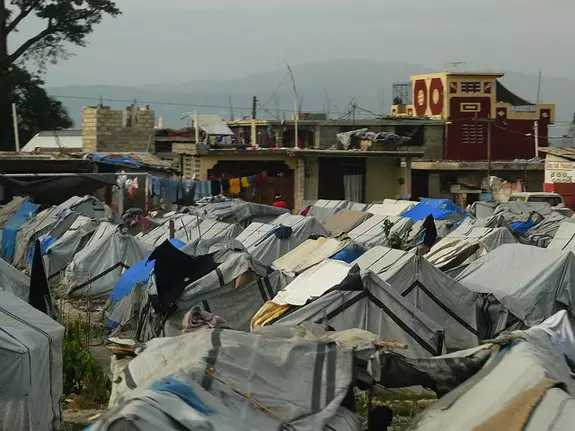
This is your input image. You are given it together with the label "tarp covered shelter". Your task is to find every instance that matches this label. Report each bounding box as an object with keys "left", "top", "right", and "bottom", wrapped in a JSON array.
[
  {"left": 308, "top": 199, "right": 349, "bottom": 223},
  {"left": 456, "top": 244, "right": 575, "bottom": 327},
  {"left": 136, "top": 213, "right": 201, "bottom": 247},
  {"left": 368, "top": 199, "right": 418, "bottom": 216},
  {"left": 273, "top": 237, "right": 347, "bottom": 276},
  {"left": 399, "top": 317, "right": 575, "bottom": 431},
  {"left": 348, "top": 215, "right": 414, "bottom": 248},
  {"left": 97, "top": 327, "right": 378, "bottom": 431},
  {"left": 44, "top": 216, "right": 98, "bottom": 282},
  {"left": 0, "top": 196, "right": 27, "bottom": 237},
  {"left": 0, "top": 289, "right": 64, "bottom": 431},
  {"left": 0, "top": 254, "right": 30, "bottom": 302},
  {"left": 136, "top": 244, "right": 280, "bottom": 341},
  {"left": 353, "top": 246, "right": 481, "bottom": 350},
  {"left": 189, "top": 198, "right": 289, "bottom": 226},
  {"left": 402, "top": 198, "right": 466, "bottom": 223},
  {"left": 425, "top": 226, "right": 517, "bottom": 271},
  {"left": 63, "top": 231, "right": 153, "bottom": 298},
  {"left": 522, "top": 211, "right": 566, "bottom": 247},
  {"left": 322, "top": 209, "right": 373, "bottom": 235},
  {"left": 2, "top": 199, "right": 39, "bottom": 262},
  {"left": 236, "top": 214, "right": 328, "bottom": 266},
  {"left": 547, "top": 220, "right": 575, "bottom": 251},
  {"left": 255, "top": 263, "right": 446, "bottom": 358}
]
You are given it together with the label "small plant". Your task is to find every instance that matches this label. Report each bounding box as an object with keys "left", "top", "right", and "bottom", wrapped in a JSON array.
[
  {"left": 383, "top": 219, "right": 412, "bottom": 250},
  {"left": 63, "top": 321, "right": 110, "bottom": 405}
]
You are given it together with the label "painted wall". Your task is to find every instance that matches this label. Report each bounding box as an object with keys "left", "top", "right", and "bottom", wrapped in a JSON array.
[{"left": 365, "top": 158, "right": 403, "bottom": 202}]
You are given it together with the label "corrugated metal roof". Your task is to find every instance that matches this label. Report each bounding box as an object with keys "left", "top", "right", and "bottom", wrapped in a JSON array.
[
  {"left": 196, "top": 114, "right": 234, "bottom": 136},
  {"left": 539, "top": 147, "right": 575, "bottom": 161},
  {"left": 21, "top": 130, "right": 83, "bottom": 152}
]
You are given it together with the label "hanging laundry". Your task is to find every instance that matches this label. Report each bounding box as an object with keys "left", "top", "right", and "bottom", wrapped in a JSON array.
[
  {"left": 194, "top": 181, "right": 212, "bottom": 200},
  {"left": 159, "top": 178, "right": 179, "bottom": 203},
  {"left": 241, "top": 177, "right": 250, "bottom": 188},
  {"left": 130, "top": 177, "right": 138, "bottom": 200},
  {"left": 221, "top": 178, "right": 230, "bottom": 193},
  {"left": 256, "top": 173, "right": 264, "bottom": 185},
  {"left": 247, "top": 175, "right": 257, "bottom": 185},
  {"left": 149, "top": 176, "right": 161, "bottom": 196},
  {"left": 229, "top": 178, "right": 241, "bottom": 194},
  {"left": 211, "top": 180, "right": 222, "bottom": 195}
]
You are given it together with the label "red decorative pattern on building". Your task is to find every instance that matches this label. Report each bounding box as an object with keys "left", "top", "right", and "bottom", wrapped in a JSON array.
[
  {"left": 429, "top": 78, "right": 444, "bottom": 116},
  {"left": 413, "top": 79, "right": 428, "bottom": 116}
]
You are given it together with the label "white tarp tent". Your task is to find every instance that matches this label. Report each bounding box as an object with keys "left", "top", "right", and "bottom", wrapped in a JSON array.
[
  {"left": 322, "top": 209, "right": 372, "bottom": 235},
  {"left": 456, "top": 244, "right": 575, "bottom": 327},
  {"left": 353, "top": 246, "right": 481, "bottom": 350},
  {"left": 348, "top": 215, "right": 414, "bottom": 248},
  {"left": 368, "top": 199, "right": 418, "bottom": 216},
  {"left": 548, "top": 220, "right": 575, "bottom": 251},
  {"left": 63, "top": 232, "right": 153, "bottom": 298},
  {"left": 0, "top": 255, "right": 30, "bottom": 301},
  {"left": 0, "top": 290, "right": 64, "bottom": 431},
  {"left": 136, "top": 213, "right": 201, "bottom": 247},
  {"left": 273, "top": 237, "right": 347, "bottom": 276},
  {"left": 236, "top": 214, "right": 328, "bottom": 266},
  {"left": 308, "top": 200, "right": 349, "bottom": 222},
  {"left": 189, "top": 198, "right": 289, "bottom": 226}
]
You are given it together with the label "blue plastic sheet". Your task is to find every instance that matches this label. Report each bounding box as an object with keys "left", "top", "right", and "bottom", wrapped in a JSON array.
[
  {"left": 331, "top": 244, "right": 366, "bottom": 263},
  {"left": 151, "top": 376, "right": 213, "bottom": 414},
  {"left": 2, "top": 200, "right": 39, "bottom": 262},
  {"left": 88, "top": 154, "right": 146, "bottom": 168},
  {"left": 419, "top": 198, "right": 465, "bottom": 214},
  {"left": 106, "top": 238, "right": 186, "bottom": 328},
  {"left": 511, "top": 219, "right": 535, "bottom": 233},
  {"left": 403, "top": 199, "right": 465, "bottom": 222},
  {"left": 26, "top": 236, "right": 58, "bottom": 267}
]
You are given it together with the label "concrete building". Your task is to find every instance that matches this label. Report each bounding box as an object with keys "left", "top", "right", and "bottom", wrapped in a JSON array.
[
  {"left": 541, "top": 147, "right": 575, "bottom": 208},
  {"left": 390, "top": 71, "right": 556, "bottom": 202}
]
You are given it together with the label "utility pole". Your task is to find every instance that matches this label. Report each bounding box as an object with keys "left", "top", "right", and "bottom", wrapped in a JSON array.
[
  {"left": 12, "top": 103, "right": 20, "bottom": 152},
  {"left": 536, "top": 71, "right": 542, "bottom": 104},
  {"left": 534, "top": 121, "right": 539, "bottom": 158},
  {"left": 194, "top": 111, "right": 200, "bottom": 145},
  {"left": 487, "top": 117, "right": 492, "bottom": 192},
  {"left": 251, "top": 96, "right": 257, "bottom": 147},
  {"left": 228, "top": 96, "right": 235, "bottom": 121},
  {"left": 285, "top": 61, "right": 299, "bottom": 148}
]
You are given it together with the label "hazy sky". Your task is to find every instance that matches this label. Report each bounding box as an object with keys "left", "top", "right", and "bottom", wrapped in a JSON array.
[{"left": 12, "top": 0, "right": 575, "bottom": 86}]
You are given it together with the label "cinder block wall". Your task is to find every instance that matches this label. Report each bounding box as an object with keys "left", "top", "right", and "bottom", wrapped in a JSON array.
[{"left": 82, "top": 105, "right": 155, "bottom": 153}]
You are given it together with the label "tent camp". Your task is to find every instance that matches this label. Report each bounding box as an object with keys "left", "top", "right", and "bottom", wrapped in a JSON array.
[
  {"left": 97, "top": 326, "right": 381, "bottom": 431},
  {"left": 189, "top": 198, "right": 289, "bottom": 226},
  {"left": 272, "top": 237, "right": 347, "bottom": 276},
  {"left": 253, "top": 261, "right": 446, "bottom": 358},
  {"left": 0, "top": 196, "right": 27, "bottom": 236},
  {"left": 44, "top": 216, "right": 98, "bottom": 282},
  {"left": 425, "top": 226, "right": 517, "bottom": 271},
  {"left": 308, "top": 199, "right": 349, "bottom": 222},
  {"left": 135, "top": 243, "right": 282, "bottom": 341},
  {"left": 1, "top": 199, "right": 39, "bottom": 262},
  {"left": 136, "top": 213, "right": 201, "bottom": 247},
  {"left": 387, "top": 314, "right": 575, "bottom": 431},
  {"left": 0, "top": 289, "right": 64, "bottom": 431},
  {"left": 322, "top": 209, "right": 372, "bottom": 235},
  {"left": 367, "top": 199, "right": 417, "bottom": 216},
  {"left": 456, "top": 244, "right": 575, "bottom": 327},
  {"left": 352, "top": 246, "right": 481, "bottom": 350},
  {"left": 62, "top": 231, "right": 153, "bottom": 298},
  {"left": 0, "top": 254, "right": 30, "bottom": 301},
  {"left": 348, "top": 215, "right": 414, "bottom": 248},
  {"left": 402, "top": 198, "right": 466, "bottom": 223},
  {"left": 235, "top": 214, "right": 328, "bottom": 266}
]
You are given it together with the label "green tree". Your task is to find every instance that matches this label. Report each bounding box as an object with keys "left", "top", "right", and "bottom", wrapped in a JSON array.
[{"left": 0, "top": 0, "right": 121, "bottom": 150}]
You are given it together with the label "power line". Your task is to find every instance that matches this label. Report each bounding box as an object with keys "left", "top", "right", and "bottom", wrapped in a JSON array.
[{"left": 259, "top": 72, "right": 289, "bottom": 109}]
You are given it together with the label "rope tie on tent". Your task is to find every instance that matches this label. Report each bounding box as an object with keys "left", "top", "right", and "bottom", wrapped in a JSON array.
[{"left": 205, "top": 368, "right": 290, "bottom": 426}]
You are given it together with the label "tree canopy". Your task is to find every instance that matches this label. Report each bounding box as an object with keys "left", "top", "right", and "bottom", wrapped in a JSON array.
[{"left": 0, "top": 0, "right": 120, "bottom": 150}]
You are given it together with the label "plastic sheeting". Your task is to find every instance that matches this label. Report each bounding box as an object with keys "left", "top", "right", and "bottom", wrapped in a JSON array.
[
  {"left": 456, "top": 244, "right": 575, "bottom": 327},
  {"left": 2, "top": 199, "right": 38, "bottom": 262},
  {"left": 96, "top": 328, "right": 368, "bottom": 431},
  {"left": 403, "top": 199, "right": 466, "bottom": 223},
  {"left": 348, "top": 215, "right": 414, "bottom": 248},
  {"left": 0, "top": 255, "right": 30, "bottom": 301},
  {"left": 308, "top": 200, "right": 349, "bottom": 223},
  {"left": 63, "top": 232, "right": 153, "bottom": 298},
  {"left": 270, "top": 269, "right": 446, "bottom": 358},
  {"left": 546, "top": 220, "right": 575, "bottom": 251},
  {"left": 0, "top": 290, "right": 64, "bottom": 431},
  {"left": 236, "top": 214, "right": 328, "bottom": 266},
  {"left": 368, "top": 199, "right": 418, "bottom": 217},
  {"left": 189, "top": 198, "right": 289, "bottom": 226},
  {"left": 322, "top": 209, "right": 373, "bottom": 235},
  {"left": 353, "top": 246, "right": 481, "bottom": 350},
  {"left": 272, "top": 237, "right": 347, "bottom": 276}
]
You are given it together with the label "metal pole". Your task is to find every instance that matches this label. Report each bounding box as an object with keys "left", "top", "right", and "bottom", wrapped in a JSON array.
[
  {"left": 12, "top": 103, "right": 20, "bottom": 152},
  {"left": 285, "top": 61, "right": 299, "bottom": 148},
  {"left": 169, "top": 220, "right": 175, "bottom": 239},
  {"left": 144, "top": 174, "right": 150, "bottom": 212},
  {"left": 194, "top": 111, "right": 200, "bottom": 145},
  {"left": 251, "top": 96, "right": 257, "bottom": 147},
  {"left": 534, "top": 121, "right": 539, "bottom": 158},
  {"left": 487, "top": 117, "right": 492, "bottom": 192},
  {"left": 536, "top": 71, "right": 542, "bottom": 104}
]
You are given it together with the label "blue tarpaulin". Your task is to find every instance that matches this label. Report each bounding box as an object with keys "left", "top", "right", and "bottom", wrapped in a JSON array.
[
  {"left": 106, "top": 238, "right": 186, "bottom": 328},
  {"left": 2, "top": 200, "right": 39, "bottom": 262},
  {"left": 331, "top": 243, "right": 366, "bottom": 263},
  {"left": 403, "top": 199, "right": 465, "bottom": 222},
  {"left": 88, "top": 154, "right": 147, "bottom": 168},
  {"left": 26, "top": 236, "right": 58, "bottom": 267},
  {"left": 510, "top": 219, "right": 535, "bottom": 233}
]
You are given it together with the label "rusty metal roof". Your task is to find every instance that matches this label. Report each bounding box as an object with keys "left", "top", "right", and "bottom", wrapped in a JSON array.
[{"left": 538, "top": 147, "right": 575, "bottom": 161}]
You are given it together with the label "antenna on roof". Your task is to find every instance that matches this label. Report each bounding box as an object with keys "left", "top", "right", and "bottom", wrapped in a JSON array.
[{"left": 445, "top": 62, "right": 467, "bottom": 71}]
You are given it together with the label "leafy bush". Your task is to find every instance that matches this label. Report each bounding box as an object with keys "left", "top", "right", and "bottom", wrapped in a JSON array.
[
  {"left": 383, "top": 219, "right": 412, "bottom": 250},
  {"left": 63, "top": 321, "right": 110, "bottom": 405}
]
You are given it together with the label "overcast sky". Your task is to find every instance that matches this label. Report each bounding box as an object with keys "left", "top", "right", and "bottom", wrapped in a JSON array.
[{"left": 14, "top": 0, "right": 575, "bottom": 86}]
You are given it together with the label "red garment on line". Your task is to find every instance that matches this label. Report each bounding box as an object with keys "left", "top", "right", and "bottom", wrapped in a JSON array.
[{"left": 273, "top": 201, "right": 288, "bottom": 209}]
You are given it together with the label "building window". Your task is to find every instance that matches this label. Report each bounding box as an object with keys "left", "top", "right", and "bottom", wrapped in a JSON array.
[
  {"left": 460, "top": 81, "right": 482, "bottom": 93},
  {"left": 461, "top": 123, "right": 485, "bottom": 145}
]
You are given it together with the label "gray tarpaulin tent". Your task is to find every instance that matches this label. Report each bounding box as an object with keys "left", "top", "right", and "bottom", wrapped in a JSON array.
[
  {"left": 548, "top": 220, "right": 575, "bottom": 251},
  {"left": 273, "top": 237, "right": 347, "bottom": 276},
  {"left": 136, "top": 213, "right": 201, "bottom": 247},
  {"left": 353, "top": 246, "right": 481, "bottom": 350},
  {"left": 523, "top": 211, "right": 566, "bottom": 247},
  {"left": 322, "top": 209, "right": 373, "bottom": 235},
  {"left": 348, "top": 215, "right": 414, "bottom": 248},
  {"left": 44, "top": 216, "right": 98, "bottom": 282},
  {"left": 63, "top": 231, "right": 153, "bottom": 298},
  {"left": 189, "top": 198, "right": 289, "bottom": 226},
  {"left": 262, "top": 261, "right": 446, "bottom": 358},
  {"left": 456, "top": 244, "right": 575, "bottom": 327},
  {"left": 0, "top": 289, "right": 64, "bottom": 431},
  {"left": 425, "top": 226, "right": 517, "bottom": 271},
  {"left": 308, "top": 199, "right": 349, "bottom": 222},
  {"left": 235, "top": 214, "right": 328, "bottom": 266},
  {"left": 96, "top": 327, "right": 381, "bottom": 431},
  {"left": 136, "top": 247, "right": 282, "bottom": 341},
  {"left": 367, "top": 199, "right": 417, "bottom": 216},
  {"left": 391, "top": 314, "right": 575, "bottom": 431},
  {"left": 0, "top": 254, "right": 30, "bottom": 301}
]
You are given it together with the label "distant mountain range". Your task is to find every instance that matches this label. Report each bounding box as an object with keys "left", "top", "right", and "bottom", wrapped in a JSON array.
[{"left": 48, "top": 59, "right": 575, "bottom": 138}]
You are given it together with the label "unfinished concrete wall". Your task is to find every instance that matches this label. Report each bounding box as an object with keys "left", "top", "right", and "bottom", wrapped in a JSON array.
[
  {"left": 82, "top": 105, "right": 155, "bottom": 153},
  {"left": 365, "top": 158, "right": 403, "bottom": 202},
  {"left": 423, "top": 125, "right": 445, "bottom": 160}
]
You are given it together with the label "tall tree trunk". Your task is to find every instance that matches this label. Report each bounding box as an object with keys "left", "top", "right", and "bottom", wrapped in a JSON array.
[{"left": 0, "top": 1, "right": 15, "bottom": 151}]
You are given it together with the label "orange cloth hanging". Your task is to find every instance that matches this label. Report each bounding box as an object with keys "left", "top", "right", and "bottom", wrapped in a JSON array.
[
  {"left": 241, "top": 177, "right": 250, "bottom": 188},
  {"left": 229, "top": 178, "right": 241, "bottom": 194}
]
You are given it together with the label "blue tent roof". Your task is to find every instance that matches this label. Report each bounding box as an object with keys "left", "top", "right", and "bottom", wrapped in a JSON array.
[
  {"left": 2, "top": 200, "right": 39, "bottom": 262},
  {"left": 419, "top": 198, "right": 465, "bottom": 214},
  {"left": 402, "top": 199, "right": 465, "bottom": 222},
  {"left": 109, "top": 238, "right": 186, "bottom": 308}
]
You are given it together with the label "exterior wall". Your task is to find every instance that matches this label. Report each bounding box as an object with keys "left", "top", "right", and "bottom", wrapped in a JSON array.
[
  {"left": 82, "top": 106, "right": 155, "bottom": 153},
  {"left": 544, "top": 154, "right": 575, "bottom": 185},
  {"left": 422, "top": 125, "right": 445, "bottom": 159},
  {"left": 365, "top": 158, "right": 403, "bottom": 202},
  {"left": 303, "top": 156, "right": 319, "bottom": 201}
]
